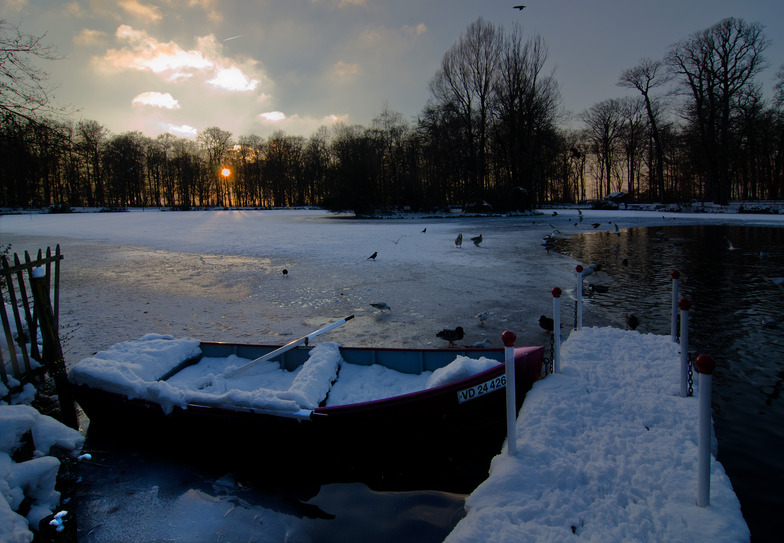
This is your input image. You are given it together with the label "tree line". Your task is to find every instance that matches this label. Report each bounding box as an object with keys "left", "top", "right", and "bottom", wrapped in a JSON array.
[{"left": 1, "top": 17, "right": 783, "bottom": 214}]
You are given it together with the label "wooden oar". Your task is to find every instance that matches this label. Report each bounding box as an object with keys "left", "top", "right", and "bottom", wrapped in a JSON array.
[{"left": 223, "top": 315, "right": 355, "bottom": 378}]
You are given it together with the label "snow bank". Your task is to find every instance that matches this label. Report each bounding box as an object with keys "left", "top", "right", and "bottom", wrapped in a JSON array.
[
  {"left": 0, "top": 405, "right": 84, "bottom": 543},
  {"left": 446, "top": 327, "right": 749, "bottom": 543}
]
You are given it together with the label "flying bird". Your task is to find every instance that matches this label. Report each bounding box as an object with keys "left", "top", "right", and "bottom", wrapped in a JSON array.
[
  {"left": 471, "top": 234, "right": 483, "bottom": 247},
  {"left": 455, "top": 233, "right": 463, "bottom": 248},
  {"left": 538, "top": 315, "right": 554, "bottom": 332},
  {"left": 592, "top": 223, "right": 601, "bottom": 229},
  {"left": 371, "top": 302, "right": 391, "bottom": 312},
  {"left": 514, "top": 5, "right": 526, "bottom": 11},
  {"left": 437, "top": 326, "right": 465, "bottom": 346},
  {"left": 625, "top": 313, "right": 640, "bottom": 331},
  {"left": 367, "top": 251, "right": 377, "bottom": 260},
  {"left": 476, "top": 311, "right": 489, "bottom": 326}
]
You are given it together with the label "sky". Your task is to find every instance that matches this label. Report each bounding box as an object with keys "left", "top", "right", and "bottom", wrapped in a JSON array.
[{"left": 3, "top": 0, "right": 784, "bottom": 141}]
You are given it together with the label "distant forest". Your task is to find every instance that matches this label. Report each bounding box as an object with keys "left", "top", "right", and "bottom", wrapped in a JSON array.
[{"left": 2, "top": 17, "right": 784, "bottom": 214}]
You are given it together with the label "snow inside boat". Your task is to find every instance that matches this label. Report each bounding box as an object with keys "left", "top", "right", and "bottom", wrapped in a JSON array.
[{"left": 69, "top": 334, "right": 544, "bottom": 483}]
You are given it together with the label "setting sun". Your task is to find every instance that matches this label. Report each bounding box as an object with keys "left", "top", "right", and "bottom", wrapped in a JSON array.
[{"left": 221, "top": 168, "right": 230, "bottom": 177}]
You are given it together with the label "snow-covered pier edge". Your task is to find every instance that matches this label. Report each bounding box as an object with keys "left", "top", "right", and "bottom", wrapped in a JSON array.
[{"left": 446, "top": 327, "right": 750, "bottom": 543}]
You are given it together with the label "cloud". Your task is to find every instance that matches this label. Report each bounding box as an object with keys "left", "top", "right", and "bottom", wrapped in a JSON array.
[
  {"left": 331, "top": 60, "right": 361, "bottom": 80},
  {"left": 132, "top": 91, "right": 180, "bottom": 109},
  {"left": 207, "top": 67, "right": 259, "bottom": 92},
  {"left": 402, "top": 23, "right": 427, "bottom": 37},
  {"left": 96, "top": 25, "right": 213, "bottom": 80},
  {"left": 259, "top": 111, "right": 286, "bottom": 122},
  {"left": 73, "top": 28, "right": 108, "bottom": 46},
  {"left": 118, "top": 0, "right": 162, "bottom": 22},
  {"left": 161, "top": 123, "right": 198, "bottom": 139}
]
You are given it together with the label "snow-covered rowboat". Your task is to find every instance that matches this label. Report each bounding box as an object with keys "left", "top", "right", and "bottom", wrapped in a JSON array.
[{"left": 69, "top": 335, "right": 544, "bottom": 486}]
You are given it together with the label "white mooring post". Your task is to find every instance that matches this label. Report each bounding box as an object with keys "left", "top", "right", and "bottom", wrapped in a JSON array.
[
  {"left": 575, "top": 265, "right": 584, "bottom": 330},
  {"left": 502, "top": 330, "right": 517, "bottom": 457},
  {"left": 671, "top": 270, "right": 681, "bottom": 341},
  {"left": 679, "top": 298, "right": 691, "bottom": 398},
  {"left": 695, "top": 354, "right": 716, "bottom": 507},
  {"left": 552, "top": 287, "right": 562, "bottom": 373}
]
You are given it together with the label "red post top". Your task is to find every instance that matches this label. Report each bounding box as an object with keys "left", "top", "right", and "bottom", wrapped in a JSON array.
[
  {"left": 678, "top": 298, "right": 691, "bottom": 311},
  {"left": 695, "top": 354, "right": 716, "bottom": 375},
  {"left": 502, "top": 330, "right": 517, "bottom": 347},
  {"left": 575, "top": 264, "right": 583, "bottom": 273},
  {"left": 671, "top": 269, "right": 681, "bottom": 280},
  {"left": 552, "top": 287, "right": 562, "bottom": 298}
]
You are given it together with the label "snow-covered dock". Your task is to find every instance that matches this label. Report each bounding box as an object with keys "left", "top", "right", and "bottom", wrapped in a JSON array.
[{"left": 447, "top": 327, "right": 749, "bottom": 543}]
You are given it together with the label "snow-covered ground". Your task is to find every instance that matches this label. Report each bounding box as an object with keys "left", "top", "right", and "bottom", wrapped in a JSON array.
[{"left": 2, "top": 207, "right": 781, "bottom": 542}]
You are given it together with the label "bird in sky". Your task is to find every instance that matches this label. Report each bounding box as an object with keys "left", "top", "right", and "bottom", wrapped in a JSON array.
[
  {"left": 471, "top": 234, "right": 483, "bottom": 247},
  {"left": 513, "top": 5, "right": 526, "bottom": 10},
  {"left": 371, "top": 302, "right": 391, "bottom": 312},
  {"left": 592, "top": 223, "right": 601, "bottom": 229},
  {"left": 538, "top": 315, "right": 554, "bottom": 332},
  {"left": 455, "top": 233, "right": 463, "bottom": 248},
  {"left": 437, "top": 326, "right": 465, "bottom": 346},
  {"left": 367, "top": 251, "right": 377, "bottom": 260},
  {"left": 476, "top": 311, "right": 489, "bottom": 326}
]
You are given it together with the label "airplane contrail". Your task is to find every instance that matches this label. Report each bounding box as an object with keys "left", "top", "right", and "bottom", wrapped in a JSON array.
[{"left": 223, "top": 34, "right": 243, "bottom": 41}]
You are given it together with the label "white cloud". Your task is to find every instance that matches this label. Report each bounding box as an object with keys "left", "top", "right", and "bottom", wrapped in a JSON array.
[
  {"left": 259, "top": 111, "right": 286, "bottom": 122},
  {"left": 161, "top": 123, "right": 198, "bottom": 139},
  {"left": 96, "top": 25, "right": 213, "bottom": 80},
  {"left": 132, "top": 91, "right": 180, "bottom": 109},
  {"left": 207, "top": 67, "right": 259, "bottom": 92},
  {"left": 331, "top": 60, "right": 361, "bottom": 80}
]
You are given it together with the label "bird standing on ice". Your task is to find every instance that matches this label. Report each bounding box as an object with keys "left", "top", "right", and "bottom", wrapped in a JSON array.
[
  {"left": 455, "top": 233, "right": 463, "bottom": 248},
  {"left": 437, "top": 326, "right": 465, "bottom": 346},
  {"left": 476, "top": 311, "right": 488, "bottom": 326},
  {"left": 538, "top": 315, "right": 554, "bottom": 332},
  {"left": 370, "top": 303, "right": 391, "bottom": 312},
  {"left": 471, "top": 234, "right": 483, "bottom": 247},
  {"left": 367, "top": 251, "right": 377, "bottom": 260}
]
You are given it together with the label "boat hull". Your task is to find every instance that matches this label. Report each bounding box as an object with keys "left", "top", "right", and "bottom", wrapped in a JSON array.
[{"left": 71, "top": 342, "right": 544, "bottom": 488}]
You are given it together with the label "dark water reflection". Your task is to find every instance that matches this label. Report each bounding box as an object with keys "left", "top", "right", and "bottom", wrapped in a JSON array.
[{"left": 556, "top": 224, "right": 784, "bottom": 543}]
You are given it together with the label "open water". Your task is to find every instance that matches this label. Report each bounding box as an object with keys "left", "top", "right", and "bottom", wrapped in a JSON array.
[{"left": 556, "top": 224, "right": 784, "bottom": 543}]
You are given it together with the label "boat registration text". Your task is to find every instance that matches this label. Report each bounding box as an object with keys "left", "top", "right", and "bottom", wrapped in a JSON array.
[{"left": 457, "top": 375, "right": 506, "bottom": 404}]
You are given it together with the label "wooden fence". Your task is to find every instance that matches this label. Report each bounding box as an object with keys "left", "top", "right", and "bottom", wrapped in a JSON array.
[{"left": 0, "top": 245, "right": 77, "bottom": 427}]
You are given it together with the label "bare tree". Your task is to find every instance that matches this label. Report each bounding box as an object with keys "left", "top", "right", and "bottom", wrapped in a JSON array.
[
  {"left": 666, "top": 17, "right": 769, "bottom": 204},
  {"left": 429, "top": 18, "right": 503, "bottom": 197},
  {"left": 198, "top": 126, "right": 234, "bottom": 206},
  {"left": 580, "top": 99, "right": 624, "bottom": 198},
  {"left": 618, "top": 58, "right": 671, "bottom": 201},
  {"left": 0, "top": 20, "right": 63, "bottom": 124}
]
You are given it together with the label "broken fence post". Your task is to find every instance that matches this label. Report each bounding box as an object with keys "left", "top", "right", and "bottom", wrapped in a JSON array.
[
  {"left": 30, "top": 268, "right": 79, "bottom": 430},
  {"left": 502, "top": 330, "right": 517, "bottom": 457},
  {"left": 695, "top": 354, "right": 716, "bottom": 507}
]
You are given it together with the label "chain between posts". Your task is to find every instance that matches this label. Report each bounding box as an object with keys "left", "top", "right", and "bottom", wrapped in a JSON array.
[{"left": 688, "top": 353, "right": 694, "bottom": 397}]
